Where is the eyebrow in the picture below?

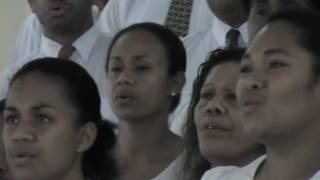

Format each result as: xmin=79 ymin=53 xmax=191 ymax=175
xmin=264 ymin=49 xmax=290 ymax=57
xmin=5 ymin=104 xmax=55 ymax=112
xmin=109 ymin=54 xmax=151 ymax=62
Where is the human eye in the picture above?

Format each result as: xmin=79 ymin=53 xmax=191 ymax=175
xmin=136 ymin=64 xmax=151 ymax=72
xmin=269 ymin=60 xmax=287 ymax=69
xmin=239 ymin=64 xmax=252 ymax=74
xmin=225 ymin=92 xmax=237 ymax=101
xmin=200 ymin=90 xmax=214 ymax=100
xmin=3 ymin=113 xmax=19 ymax=125
xmin=109 ymin=65 xmax=122 ymax=73
xmin=36 ymin=114 xmax=52 ymax=124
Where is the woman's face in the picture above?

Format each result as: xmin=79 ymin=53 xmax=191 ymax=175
xmin=0 ymin=116 xmax=14 ymax=180
xmin=3 ymin=72 xmax=85 ymax=180
xmin=107 ymin=30 xmax=179 ymax=122
xmin=236 ymin=21 xmax=320 ymax=145
xmin=194 ymin=61 xmax=259 ymax=166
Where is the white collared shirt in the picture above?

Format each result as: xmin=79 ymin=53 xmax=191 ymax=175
xmin=170 ymin=17 xmax=248 ymax=136
xmin=97 ymin=0 xmax=214 ymax=38
xmin=200 ymin=155 xmax=266 ymax=180
xmin=201 ymin=155 xmax=320 ymax=180
xmin=3 ymin=24 xmax=118 ymax=124
xmin=14 ymin=6 xmax=100 ymax=63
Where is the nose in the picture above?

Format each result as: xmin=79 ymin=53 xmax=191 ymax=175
xmin=11 ymin=123 xmax=36 ymax=143
xmin=205 ymin=97 xmax=226 ymax=116
xmin=242 ymin=71 xmax=267 ymax=91
xmin=247 ymin=79 xmax=264 ymax=90
xmin=116 ymin=70 xmax=135 ymax=85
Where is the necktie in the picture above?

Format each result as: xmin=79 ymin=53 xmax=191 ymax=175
xmin=58 ymin=44 xmax=75 ymax=59
xmin=165 ymin=0 xmax=193 ymax=37
xmin=226 ymin=29 xmax=240 ymax=48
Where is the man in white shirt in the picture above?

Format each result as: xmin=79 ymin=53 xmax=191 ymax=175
xmin=170 ymin=0 xmax=250 ymax=136
xmin=97 ymin=0 xmax=214 ymax=38
xmin=15 ymin=2 xmax=101 ymax=62
xmin=3 ymin=0 xmax=117 ymax=123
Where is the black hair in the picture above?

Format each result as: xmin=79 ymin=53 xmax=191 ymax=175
xmin=105 ymin=22 xmax=186 ymax=112
xmin=0 ymin=99 xmax=5 ymax=114
xmin=0 ymin=99 xmax=5 ymax=123
xmin=181 ymin=47 xmax=246 ymax=180
xmin=9 ymin=58 xmax=117 ymax=180
xmin=267 ymin=8 xmax=320 ymax=81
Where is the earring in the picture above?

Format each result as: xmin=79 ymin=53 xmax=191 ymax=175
xmin=171 ymin=92 xmax=176 ymax=96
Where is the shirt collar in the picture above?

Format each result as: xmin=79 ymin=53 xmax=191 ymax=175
xmin=211 ymin=16 xmax=248 ymax=47
xmin=40 ymin=24 xmax=100 ymax=63
xmin=72 ymin=24 xmax=100 ymax=62
xmin=242 ymin=155 xmax=266 ymax=178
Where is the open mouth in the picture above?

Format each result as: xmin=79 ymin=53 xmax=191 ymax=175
xmin=48 ymin=3 xmax=71 ymax=17
xmin=115 ymin=95 xmax=134 ymax=103
xmin=204 ymin=123 xmax=228 ymax=131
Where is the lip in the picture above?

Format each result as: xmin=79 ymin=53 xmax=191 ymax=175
xmin=199 ymin=117 xmax=230 ymax=133
xmin=238 ymin=94 xmax=264 ymax=107
xmin=113 ymin=89 xmax=137 ymax=105
xmin=48 ymin=3 xmax=72 ymax=17
xmin=9 ymin=149 xmax=36 ymax=165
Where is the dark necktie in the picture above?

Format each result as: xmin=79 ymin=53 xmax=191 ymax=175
xmin=165 ymin=0 xmax=193 ymax=37
xmin=58 ymin=45 xmax=75 ymax=59
xmin=226 ymin=29 xmax=240 ymax=48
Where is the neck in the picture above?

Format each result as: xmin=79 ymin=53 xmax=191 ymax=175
xmin=58 ymin=156 xmax=85 ymax=180
xmin=44 ymin=15 xmax=93 ymax=45
xmin=116 ymin=115 xmax=182 ymax=159
xmin=257 ymin=132 xmax=320 ymax=180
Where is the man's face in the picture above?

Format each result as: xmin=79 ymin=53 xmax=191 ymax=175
xmin=207 ymin=0 xmax=248 ymax=15
xmin=248 ymin=0 xmax=308 ymax=40
xmin=29 ymin=0 xmax=92 ymax=33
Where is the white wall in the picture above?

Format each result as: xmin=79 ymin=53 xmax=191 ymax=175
xmin=2 ymin=0 xmax=31 ymax=66
xmin=1 ymin=0 xmax=31 ymax=96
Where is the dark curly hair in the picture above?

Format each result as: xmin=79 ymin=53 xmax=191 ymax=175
xmin=180 ymin=47 xmax=247 ymax=180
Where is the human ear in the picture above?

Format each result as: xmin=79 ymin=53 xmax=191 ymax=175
xmin=77 ymin=122 xmax=97 ymax=152
xmin=169 ymin=72 xmax=186 ymax=96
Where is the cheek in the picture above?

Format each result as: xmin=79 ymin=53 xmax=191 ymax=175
xmin=235 ymin=79 xmax=246 ymax=99
xmin=193 ymin=102 xmax=204 ymax=127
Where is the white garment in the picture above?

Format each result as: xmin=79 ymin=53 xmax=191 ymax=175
xmin=3 ymin=24 xmax=118 ymax=124
xmin=151 ymin=153 xmax=183 ymax=180
xmin=97 ymin=0 xmax=214 ymax=37
xmin=200 ymin=156 xmax=265 ymax=180
xmin=170 ymin=17 xmax=248 ymax=136
xmin=15 ymin=6 xmax=100 ymax=62
xmin=202 ymin=155 xmax=320 ymax=180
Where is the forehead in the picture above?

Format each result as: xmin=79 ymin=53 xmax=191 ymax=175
xmin=204 ymin=61 xmax=240 ymax=87
xmin=112 ymin=29 xmax=165 ymax=52
xmin=248 ymin=21 xmax=301 ymax=53
xmin=246 ymin=20 xmax=316 ymax=70
xmin=7 ymin=72 xmax=70 ymax=107
xmin=109 ymin=29 xmax=168 ymax=64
